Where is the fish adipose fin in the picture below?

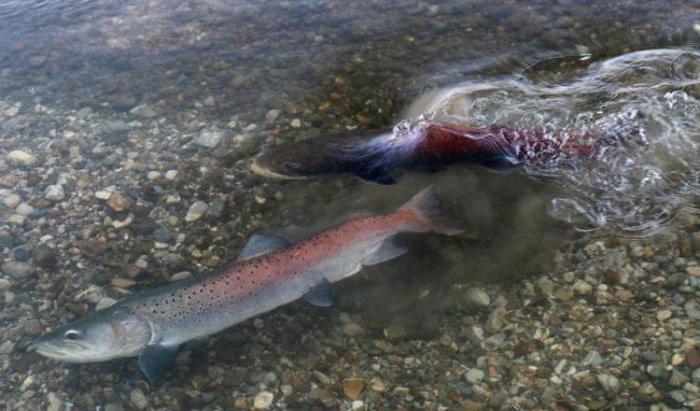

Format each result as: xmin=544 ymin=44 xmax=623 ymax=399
xmin=400 ymin=186 xmax=468 ymax=236
xmin=304 ymin=278 xmax=334 ymax=307
xmin=138 ymin=343 xmax=179 ymax=385
xmin=237 ymin=234 xmax=291 ymax=261
xmin=363 ymin=240 xmax=409 ymax=266
xmin=354 ymin=168 xmax=397 ymax=185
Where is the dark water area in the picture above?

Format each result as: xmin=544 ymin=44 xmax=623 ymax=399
xmin=0 ymin=0 xmax=699 ymax=410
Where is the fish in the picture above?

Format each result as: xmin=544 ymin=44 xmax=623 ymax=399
xmin=250 ymin=121 xmax=624 ymax=185
xmin=31 ymin=186 xmax=465 ymax=383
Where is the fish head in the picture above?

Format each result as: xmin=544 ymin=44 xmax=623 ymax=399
xmin=250 ymin=139 xmax=334 ymax=180
xmin=31 ymin=306 xmax=151 ymax=363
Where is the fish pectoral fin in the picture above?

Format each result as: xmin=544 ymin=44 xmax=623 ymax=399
xmin=363 ymin=240 xmax=408 ymax=266
xmin=137 ymin=343 xmax=179 ymax=385
xmin=354 ymin=168 xmax=397 ymax=185
xmin=237 ymin=234 xmax=291 ymax=261
xmin=303 ymin=278 xmax=334 ymax=307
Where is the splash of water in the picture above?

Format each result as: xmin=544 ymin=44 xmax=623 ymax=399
xmin=402 ymin=48 xmax=700 ymax=235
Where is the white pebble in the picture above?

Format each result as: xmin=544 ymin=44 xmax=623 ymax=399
xmin=290 ymin=118 xmax=301 ymax=128
xmin=253 ymin=391 xmax=274 ymax=409
xmin=165 ymin=170 xmax=179 ymax=180
xmin=15 ymin=203 xmax=34 ymax=216
xmin=3 ymin=193 xmax=21 ymax=208
xmin=6 ymin=150 xmax=36 ymax=166
xmin=44 ymin=185 xmax=65 ymax=201
xmin=185 ymin=201 xmax=208 ymax=222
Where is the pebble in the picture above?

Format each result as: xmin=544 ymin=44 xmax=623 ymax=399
xmin=536 ymin=276 xmax=555 ymax=297
xmin=13 ymin=247 xmax=30 ymax=261
xmin=584 ymin=350 xmax=604 ymax=367
xmin=130 ymin=104 xmax=158 ymax=118
xmin=656 ymin=310 xmax=672 ymax=321
xmin=33 ymin=245 xmax=56 ymax=268
xmin=106 ymin=192 xmax=130 ymax=212
xmin=342 ymin=377 xmax=365 ymax=400
xmin=112 ymin=278 xmax=137 ymax=288
xmin=342 ymin=322 xmax=366 ymax=337
xmin=687 ymin=266 xmax=700 ymax=277
xmin=485 ymin=307 xmax=506 ymax=334
xmin=0 ymin=278 xmax=11 ymax=289
xmin=265 ymin=109 xmax=280 ymax=122
xmin=596 ymin=373 xmax=621 ymax=393
xmin=465 ymin=368 xmax=485 ymax=384
xmin=185 ymin=201 xmax=208 ymax=222
xmin=1 ymin=261 xmax=33 ymax=278
xmin=3 ymin=193 xmax=21 ymax=208
xmin=165 ymin=169 xmax=178 ymax=180
xmin=46 ymin=392 xmax=61 ymax=411
xmin=44 ymin=185 xmax=65 ymax=201
xmin=253 ymin=391 xmax=274 ymax=409
xmin=152 ymin=228 xmax=174 ymax=243
xmin=6 ymin=150 xmax=36 ymax=166
xmin=573 ymin=280 xmax=593 ymax=294
xmin=290 ymin=118 xmax=301 ymax=128
xmin=195 ymin=129 xmax=224 ymax=148
xmin=15 ymin=203 xmax=34 ymax=216
xmin=669 ymin=369 xmax=689 ymax=386
xmin=463 ymin=287 xmax=490 ymax=308
xmin=129 ymin=388 xmax=148 ymax=410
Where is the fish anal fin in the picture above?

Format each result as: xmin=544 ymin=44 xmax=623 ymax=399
xmin=354 ymin=168 xmax=397 ymax=185
xmin=363 ymin=240 xmax=408 ymax=266
xmin=137 ymin=343 xmax=179 ymax=385
xmin=304 ymin=278 xmax=334 ymax=307
xmin=238 ymin=234 xmax=290 ymax=261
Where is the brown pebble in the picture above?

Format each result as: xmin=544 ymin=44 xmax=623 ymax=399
xmin=106 ymin=192 xmax=131 ymax=212
xmin=685 ymin=347 xmax=700 ymax=368
xmin=679 ymin=234 xmax=694 ymax=258
xmin=77 ymin=238 xmax=110 ymax=257
xmin=342 ymin=377 xmax=365 ymax=400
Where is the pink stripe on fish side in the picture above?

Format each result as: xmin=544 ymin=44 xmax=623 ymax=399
xmin=201 ymin=211 xmax=416 ymax=302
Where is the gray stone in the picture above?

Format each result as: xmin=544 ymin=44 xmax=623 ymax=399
xmin=463 ymin=287 xmax=490 ymax=309
xmin=6 ymin=150 xmax=36 ymax=166
xmin=583 ymin=350 xmax=603 ymax=367
xmin=129 ymin=104 xmax=158 ymax=118
xmin=185 ymin=201 xmax=208 ymax=222
xmin=195 ymin=129 xmax=224 ymax=148
xmin=596 ymin=373 xmax=621 ymax=393
xmin=669 ymin=369 xmax=689 ymax=386
xmin=1 ymin=261 xmax=33 ymax=278
xmin=129 ymin=388 xmax=148 ymax=410
xmin=44 ymin=185 xmax=65 ymax=201
xmin=465 ymin=368 xmax=485 ymax=384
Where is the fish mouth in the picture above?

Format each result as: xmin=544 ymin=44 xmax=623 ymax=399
xmin=30 ymin=339 xmax=90 ymax=362
xmin=250 ymin=159 xmax=306 ymax=180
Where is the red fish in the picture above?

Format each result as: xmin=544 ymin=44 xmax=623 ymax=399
xmin=251 ymin=121 xmax=622 ymax=184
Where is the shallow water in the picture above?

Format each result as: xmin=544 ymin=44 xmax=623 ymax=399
xmin=0 ymin=0 xmax=699 ymax=409
xmin=400 ymin=49 xmax=700 ymax=235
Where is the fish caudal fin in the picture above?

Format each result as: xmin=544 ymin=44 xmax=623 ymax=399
xmin=399 ymin=186 xmax=467 ymax=235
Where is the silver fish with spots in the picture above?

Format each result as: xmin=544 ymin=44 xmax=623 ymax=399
xmin=31 ymin=186 xmax=465 ymax=383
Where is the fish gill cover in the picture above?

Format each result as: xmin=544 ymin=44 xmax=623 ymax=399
xmin=396 ymin=48 xmax=700 ymax=235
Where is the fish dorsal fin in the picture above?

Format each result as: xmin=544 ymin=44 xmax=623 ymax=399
xmin=237 ymin=234 xmax=290 ymax=261
xmin=304 ymin=278 xmax=334 ymax=307
xmin=138 ymin=343 xmax=179 ymax=385
xmin=362 ymin=240 xmax=408 ymax=266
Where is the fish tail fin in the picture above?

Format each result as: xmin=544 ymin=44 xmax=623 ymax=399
xmin=398 ymin=185 xmax=467 ymax=235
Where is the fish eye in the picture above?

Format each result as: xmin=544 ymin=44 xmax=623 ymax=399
xmin=64 ymin=330 xmax=81 ymax=340
xmin=281 ymin=161 xmax=298 ymax=171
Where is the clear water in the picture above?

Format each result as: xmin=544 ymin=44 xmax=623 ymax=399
xmin=0 ymin=0 xmax=699 ymax=408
